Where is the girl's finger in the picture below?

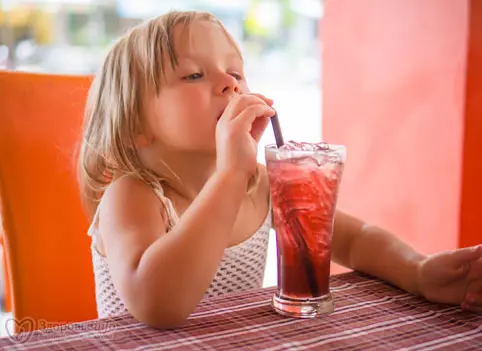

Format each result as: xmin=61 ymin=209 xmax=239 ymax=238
xmin=250 ymin=116 xmax=271 ymax=143
xmin=246 ymin=93 xmax=273 ymax=106
xmin=465 ymin=291 xmax=481 ymax=304
xmin=452 ymin=246 xmax=482 ymax=267
xmin=234 ymin=104 xmax=275 ymax=132
xmin=461 ymin=300 xmax=482 ymax=313
xmin=221 ymin=94 xmax=273 ymax=122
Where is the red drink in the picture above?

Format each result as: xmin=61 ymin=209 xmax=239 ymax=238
xmin=265 ymin=141 xmax=345 ymax=318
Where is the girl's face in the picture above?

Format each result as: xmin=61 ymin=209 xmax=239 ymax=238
xmin=142 ymin=20 xmax=248 ymax=155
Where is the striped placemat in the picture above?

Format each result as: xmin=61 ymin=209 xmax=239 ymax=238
xmin=1 ymin=271 xmax=481 ymax=350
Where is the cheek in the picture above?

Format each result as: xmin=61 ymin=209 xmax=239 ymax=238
xmin=174 ymin=86 xmax=207 ymax=106
xmin=153 ymin=86 xmax=211 ymax=130
xmin=157 ymin=91 xmax=194 ymax=119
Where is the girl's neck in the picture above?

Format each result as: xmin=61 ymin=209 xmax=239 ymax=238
xmin=149 ymin=149 xmax=217 ymax=201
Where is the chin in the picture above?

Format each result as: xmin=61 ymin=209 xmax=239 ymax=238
xmin=201 ymin=140 xmax=217 ymax=154
xmin=203 ymin=146 xmax=217 ymax=157
xmin=187 ymin=143 xmax=216 ymax=156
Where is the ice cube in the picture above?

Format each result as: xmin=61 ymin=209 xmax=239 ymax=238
xmin=299 ymin=142 xmax=316 ymax=151
xmin=278 ymin=149 xmax=293 ymax=161
xmin=312 ymin=142 xmax=330 ymax=151
xmin=296 ymin=155 xmax=320 ymax=168
xmin=278 ymin=141 xmax=295 ymax=151
xmin=279 ymin=141 xmax=332 ymax=152
xmin=319 ymin=162 xmax=340 ymax=180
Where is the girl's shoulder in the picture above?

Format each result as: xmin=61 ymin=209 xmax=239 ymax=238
xmin=103 ymin=175 xmax=166 ymax=210
xmin=94 ymin=175 xmax=173 ymax=234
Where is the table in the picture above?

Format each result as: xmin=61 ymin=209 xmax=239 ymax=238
xmin=1 ymin=272 xmax=481 ymax=350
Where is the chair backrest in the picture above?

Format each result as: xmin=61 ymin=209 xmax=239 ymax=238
xmin=0 ymin=71 xmax=97 ymax=333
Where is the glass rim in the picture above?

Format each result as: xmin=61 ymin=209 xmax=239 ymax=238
xmin=264 ymin=143 xmax=346 ymax=156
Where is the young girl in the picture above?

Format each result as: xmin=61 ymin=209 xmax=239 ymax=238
xmin=78 ymin=10 xmax=482 ymax=329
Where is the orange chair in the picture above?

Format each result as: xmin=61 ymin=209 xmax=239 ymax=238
xmin=0 ymin=71 xmax=97 ymax=333
xmin=0 ymin=235 xmax=12 ymax=313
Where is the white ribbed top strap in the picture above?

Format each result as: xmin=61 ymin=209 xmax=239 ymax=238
xmin=151 ymin=181 xmax=180 ymax=229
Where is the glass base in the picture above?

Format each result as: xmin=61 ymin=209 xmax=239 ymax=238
xmin=271 ymin=292 xmax=334 ymax=318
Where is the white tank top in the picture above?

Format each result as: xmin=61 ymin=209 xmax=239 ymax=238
xmin=87 ymin=182 xmax=271 ymax=318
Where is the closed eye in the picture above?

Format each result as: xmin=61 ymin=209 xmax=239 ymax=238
xmin=230 ymin=72 xmax=243 ymax=81
xmin=183 ymin=72 xmax=204 ymax=81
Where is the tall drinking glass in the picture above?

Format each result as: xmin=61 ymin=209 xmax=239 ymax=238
xmin=265 ymin=142 xmax=346 ymax=318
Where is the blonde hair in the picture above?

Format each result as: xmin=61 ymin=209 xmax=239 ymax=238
xmin=78 ymin=10 xmax=258 ymax=220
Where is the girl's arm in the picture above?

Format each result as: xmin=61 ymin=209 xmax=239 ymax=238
xmin=99 ymin=93 xmax=275 ymax=329
xmin=99 ymin=171 xmax=247 ymax=329
xmin=331 ymin=210 xmax=425 ymax=295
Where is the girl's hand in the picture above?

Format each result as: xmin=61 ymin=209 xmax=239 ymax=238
xmin=417 ymin=245 xmax=482 ymax=311
xmin=215 ymin=93 xmax=275 ymax=181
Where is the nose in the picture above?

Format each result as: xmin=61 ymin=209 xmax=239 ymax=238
xmin=216 ymin=73 xmax=239 ymax=96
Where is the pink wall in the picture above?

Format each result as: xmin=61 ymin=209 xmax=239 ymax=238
xmin=321 ymin=0 xmax=470 ymax=273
